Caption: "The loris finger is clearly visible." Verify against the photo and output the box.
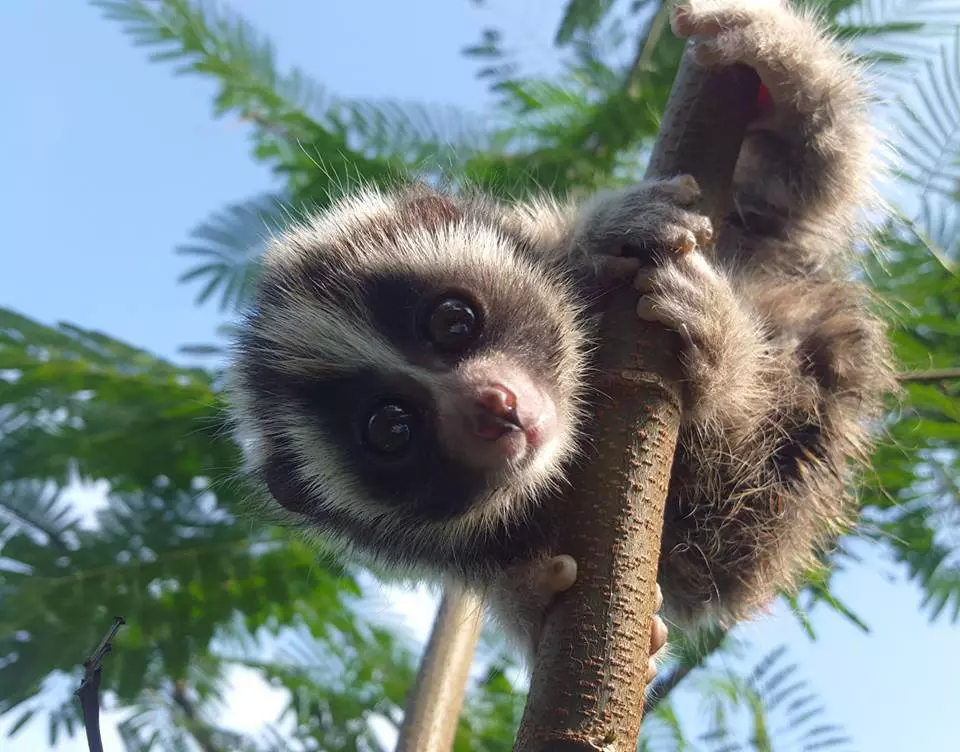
[535,554,578,597]
[677,1,818,107]
[656,174,703,205]
[671,0,781,40]
[585,255,644,286]
[646,583,669,685]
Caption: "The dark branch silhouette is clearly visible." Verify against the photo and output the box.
[75,616,125,752]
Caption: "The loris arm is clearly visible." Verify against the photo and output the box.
[498,0,894,634]
[575,0,895,628]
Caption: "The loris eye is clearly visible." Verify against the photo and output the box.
[426,296,480,352]
[364,402,418,456]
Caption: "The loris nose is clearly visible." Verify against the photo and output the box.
[473,384,524,440]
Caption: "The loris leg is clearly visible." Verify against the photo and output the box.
[642,1,893,629]
[570,167,891,630]
[671,0,875,269]
[487,555,669,685]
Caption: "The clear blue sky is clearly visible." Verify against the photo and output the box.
[1,1,957,750]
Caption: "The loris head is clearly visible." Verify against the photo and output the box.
[227,186,588,575]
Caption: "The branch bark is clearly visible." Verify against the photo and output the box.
[513,46,760,751]
[394,579,484,752]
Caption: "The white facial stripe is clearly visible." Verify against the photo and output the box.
[263,188,398,265]
[254,298,405,377]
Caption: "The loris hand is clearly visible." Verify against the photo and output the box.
[572,174,715,287]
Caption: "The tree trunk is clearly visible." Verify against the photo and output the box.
[512,49,760,752]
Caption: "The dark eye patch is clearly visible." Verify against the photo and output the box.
[240,363,488,520]
[359,269,572,389]
[261,440,554,576]
[361,274,430,354]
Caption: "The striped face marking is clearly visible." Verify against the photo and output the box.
[228,187,589,569]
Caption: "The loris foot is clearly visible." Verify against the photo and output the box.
[671,0,824,108]
[533,559,670,686]
[632,250,767,425]
[487,553,578,660]
[575,175,714,285]
[648,583,669,686]
[488,555,670,687]
[535,553,579,596]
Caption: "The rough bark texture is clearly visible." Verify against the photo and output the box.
[512,50,760,752]
[395,579,484,752]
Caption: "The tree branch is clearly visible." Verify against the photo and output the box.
[513,43,760,752]
[75,616,125,752]
[395,579,484,752]
[898,367,960,383]
[623,2,672,99]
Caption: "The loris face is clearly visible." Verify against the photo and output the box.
[228,188,588,571]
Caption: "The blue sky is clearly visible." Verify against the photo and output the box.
[1,1,958,750]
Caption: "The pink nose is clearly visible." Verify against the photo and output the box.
[472,384,523,440]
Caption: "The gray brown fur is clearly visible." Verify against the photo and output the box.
[227,0,896,652]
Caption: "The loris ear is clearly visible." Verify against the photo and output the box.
[403,194,462,228]
[264,452,310,513]
[396,182,462,228]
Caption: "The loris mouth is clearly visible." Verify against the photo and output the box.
[473,409,523,440]
[471,383,525,440]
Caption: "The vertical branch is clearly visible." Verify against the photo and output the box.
[395,579,484,752]
[75,616,126,752]
[513,45,760,751]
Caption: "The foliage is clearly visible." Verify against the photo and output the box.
[641,646,855,752]
[2,0,959,749]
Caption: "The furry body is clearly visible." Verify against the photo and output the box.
[228,0,895,656]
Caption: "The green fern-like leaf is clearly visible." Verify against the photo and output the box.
[555,0,618,46]
[176,192,288,313]
[0,481,80,550]
[93,0,488,201]
[694,647,855,752]
[893,28,960,198]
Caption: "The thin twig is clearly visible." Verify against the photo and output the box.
[643,628,728,716]
[171,683,213,750]
[623,2,672,98]
[75,616,126,752]
[898,367,960,383]
[582,1,671,161]
[172,680,220,752]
